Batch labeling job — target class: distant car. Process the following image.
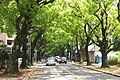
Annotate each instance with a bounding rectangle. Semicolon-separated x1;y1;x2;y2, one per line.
54;56;61;63
46;57;56;66
60;57;67;64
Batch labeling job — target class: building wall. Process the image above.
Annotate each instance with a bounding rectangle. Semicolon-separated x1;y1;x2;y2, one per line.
89;51;95;62
0;33;15;54
0;33;8;44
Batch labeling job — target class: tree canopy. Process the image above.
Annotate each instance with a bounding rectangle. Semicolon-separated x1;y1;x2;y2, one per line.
1;0;120;74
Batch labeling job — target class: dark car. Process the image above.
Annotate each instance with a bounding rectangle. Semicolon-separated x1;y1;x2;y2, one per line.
54;56;61;63
60;57;67;64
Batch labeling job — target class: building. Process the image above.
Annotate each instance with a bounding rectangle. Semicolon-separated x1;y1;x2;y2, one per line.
88;45;117;63
0;33;8;44
0;33;15;54
6;38;14;53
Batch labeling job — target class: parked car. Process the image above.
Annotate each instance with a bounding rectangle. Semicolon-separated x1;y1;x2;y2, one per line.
60;57;67;64
46;57;56;66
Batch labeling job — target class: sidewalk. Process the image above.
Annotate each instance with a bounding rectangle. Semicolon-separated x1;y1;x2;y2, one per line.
0;63;38;80
71;62;120;77
22;63;38;80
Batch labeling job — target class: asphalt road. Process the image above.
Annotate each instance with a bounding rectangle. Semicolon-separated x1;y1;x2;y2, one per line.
29;63;120;80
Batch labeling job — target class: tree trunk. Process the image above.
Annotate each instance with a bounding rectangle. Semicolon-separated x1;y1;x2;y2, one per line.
75;36;79;62
85;44;91;65
4;36;21;74
11;51;19;74
78;49;82;63
0;60;3;69
30;48;34;65
30;29;45;65
0;56;5;69
20;38;28;69
100;19;110;68
101;48;110;68
67;43;70;60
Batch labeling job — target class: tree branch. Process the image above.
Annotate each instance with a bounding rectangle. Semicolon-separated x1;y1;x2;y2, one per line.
94;3;101;22
0;1;2;4
15;13;23;31
36;0;54;5
87;22;101;45
108;38;120;50
79;34;85;44
73;11;83;18
117;0;120;22
107;48;113;54
69;4;84;18
15;0;19;3
91;37;100;47
84;24;88;37
106;25;115;36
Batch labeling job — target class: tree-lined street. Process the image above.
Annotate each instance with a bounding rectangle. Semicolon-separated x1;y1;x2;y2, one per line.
1;0;120;79
29;63;120;80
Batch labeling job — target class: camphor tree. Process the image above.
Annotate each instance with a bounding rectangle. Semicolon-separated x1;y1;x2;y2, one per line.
69;0;119;67
112;0;120;51
30;0;63;63
0;0;20;74
90;0;119;68
40;0;72;58
54;0;84;62
68;0;96;65
44;26;72;57
0;0;55;74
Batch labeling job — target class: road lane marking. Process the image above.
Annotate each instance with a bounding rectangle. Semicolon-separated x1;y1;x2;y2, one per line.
60;66;82;80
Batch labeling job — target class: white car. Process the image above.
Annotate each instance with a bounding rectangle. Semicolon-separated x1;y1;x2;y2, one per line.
46;57;56;66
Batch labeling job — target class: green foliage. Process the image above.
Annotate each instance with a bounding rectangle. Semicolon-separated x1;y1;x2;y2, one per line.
115;51;120;62
0;0;18;36
115;51;120;56
108;57;118;65
44;27;70;55
1;0;120;67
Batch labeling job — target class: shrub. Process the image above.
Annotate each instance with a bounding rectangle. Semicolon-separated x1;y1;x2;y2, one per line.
108;57;118;65
115;51;120;66
115;51;120;56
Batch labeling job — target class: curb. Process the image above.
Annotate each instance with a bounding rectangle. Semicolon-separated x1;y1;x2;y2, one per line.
23;64;38;80
72;63;120;78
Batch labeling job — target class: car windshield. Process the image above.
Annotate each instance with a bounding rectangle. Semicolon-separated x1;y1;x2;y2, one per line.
47;58;54;61
62;57;66;60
